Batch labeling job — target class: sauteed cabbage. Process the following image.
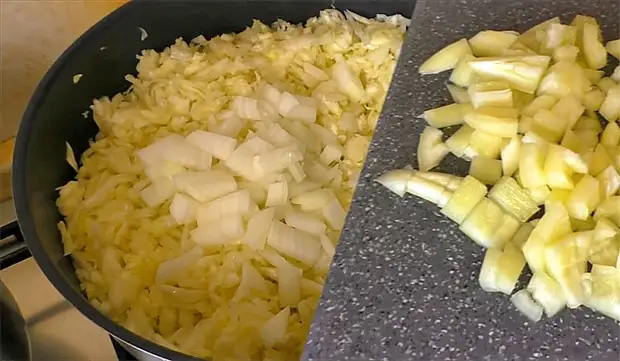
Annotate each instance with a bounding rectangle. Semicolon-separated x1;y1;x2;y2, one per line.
57;9;408;361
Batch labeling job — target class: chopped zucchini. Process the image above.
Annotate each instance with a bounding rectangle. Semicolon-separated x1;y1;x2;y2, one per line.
521;95;558;117
573;116;602;134
589;218;620;266
582;23;607;70
597;77;616;94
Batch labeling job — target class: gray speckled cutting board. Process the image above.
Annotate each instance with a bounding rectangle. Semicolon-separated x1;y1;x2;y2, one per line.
304;0;620;360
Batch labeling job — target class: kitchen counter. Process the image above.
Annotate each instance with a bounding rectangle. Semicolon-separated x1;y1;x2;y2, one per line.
304;0;620;360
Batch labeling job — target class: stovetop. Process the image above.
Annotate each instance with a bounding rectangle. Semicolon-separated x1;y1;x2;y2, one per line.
1;201;136;361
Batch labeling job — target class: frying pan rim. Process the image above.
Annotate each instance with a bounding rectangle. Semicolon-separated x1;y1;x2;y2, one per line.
12;1;200;360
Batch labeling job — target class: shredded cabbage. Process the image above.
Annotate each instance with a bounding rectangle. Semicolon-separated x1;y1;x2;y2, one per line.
56;9;407;360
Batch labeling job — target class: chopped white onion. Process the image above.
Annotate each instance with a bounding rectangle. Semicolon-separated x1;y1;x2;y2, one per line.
265;181;289;207
191;215;245;246
243;208;276;250
185;130;237;160
266;221;321;266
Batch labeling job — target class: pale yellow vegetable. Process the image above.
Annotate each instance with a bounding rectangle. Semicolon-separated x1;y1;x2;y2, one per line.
521;94;557;117
469;30;518;57
469;156;502;185
593;196;620;226
460;198;520;248
527;185;551;205
573;116;602;134
445;125;474;157
589;218;620;266
588;144;614;176
582;89;606;112
468;55;551;94
605;39;620;59
565;174;601;220
581;265;620;321
601;122;620;147
468;81;514;108
488;176;539;221
419;38;472;74
464;106;519;137
501;136;521;176
422;103;473;128
441;175;487;224
519;142;547;189
582;23;607;70
523;202;572;272
597;77;617;94
599;86;620;122
446;83;471;104
550;94;585;130
596;166;620;198
510;289;544;322
544;144;588;190
468;129;503;159
531;109;566;142
527;272;566;316
449;54;476;87
417;126;450;171
479;243;525;295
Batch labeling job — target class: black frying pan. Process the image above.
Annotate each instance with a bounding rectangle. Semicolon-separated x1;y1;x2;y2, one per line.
11;1;416;359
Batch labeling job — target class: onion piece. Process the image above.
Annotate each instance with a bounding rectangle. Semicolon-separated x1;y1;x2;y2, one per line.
267;221;321;266
243;208;276;250
260;307;290;348
155;247;203;284
191;215;245;246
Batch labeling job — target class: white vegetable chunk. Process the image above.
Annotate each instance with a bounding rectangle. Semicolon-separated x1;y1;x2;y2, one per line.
173;170;237;203
196;190;254;225
267;221;321;266
260;307;290;348
322;197;346;230
265;181;289;207
185;130;237;160
243;208;276;250
169;193;200;224
510;289;544;322
191;215;245;246
140;179;175;207
285;210;327;236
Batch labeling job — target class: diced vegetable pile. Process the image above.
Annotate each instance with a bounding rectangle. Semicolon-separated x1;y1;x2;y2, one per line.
378;15;620;323
57;10;409;361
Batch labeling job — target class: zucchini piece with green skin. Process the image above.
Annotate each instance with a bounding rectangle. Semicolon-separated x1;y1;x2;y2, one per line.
441;176;488;224
488;176;539;222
